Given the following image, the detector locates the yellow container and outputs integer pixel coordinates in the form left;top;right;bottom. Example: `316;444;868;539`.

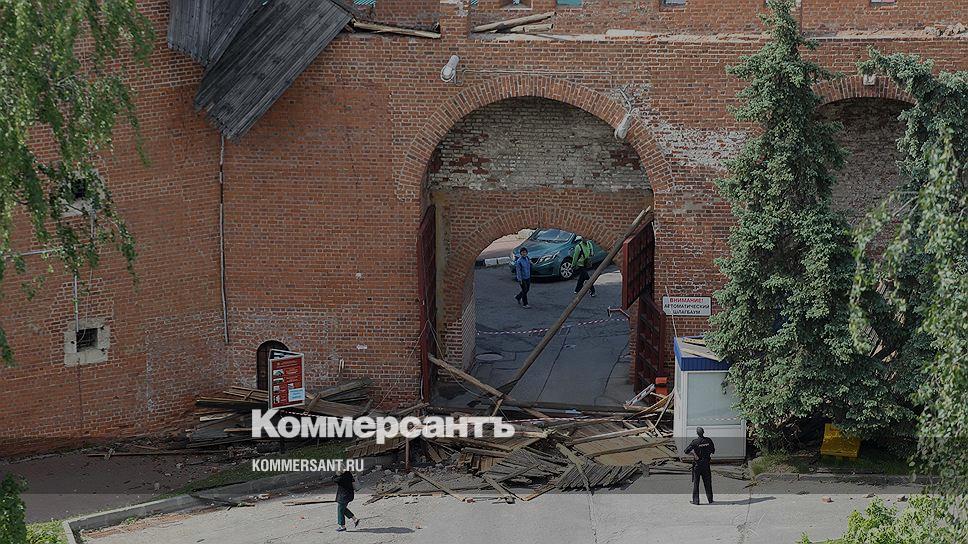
820;423;861;458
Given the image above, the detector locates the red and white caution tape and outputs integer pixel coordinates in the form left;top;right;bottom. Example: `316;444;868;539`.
476;317;627;336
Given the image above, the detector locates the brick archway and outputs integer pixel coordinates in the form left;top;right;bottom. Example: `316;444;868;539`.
815;75;914;106
415;78;658;369
396;75;673;202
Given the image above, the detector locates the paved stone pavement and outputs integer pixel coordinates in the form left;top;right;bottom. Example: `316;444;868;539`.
435;265;632;409
86;471;919;544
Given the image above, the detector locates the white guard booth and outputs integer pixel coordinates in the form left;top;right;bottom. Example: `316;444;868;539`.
673;337;747;460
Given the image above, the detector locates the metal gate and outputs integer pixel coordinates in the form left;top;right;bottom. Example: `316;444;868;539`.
417;205;438;401
621;221;665;391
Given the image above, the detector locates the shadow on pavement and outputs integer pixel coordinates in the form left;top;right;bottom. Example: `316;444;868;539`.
352;527;415;534
707;496;776;506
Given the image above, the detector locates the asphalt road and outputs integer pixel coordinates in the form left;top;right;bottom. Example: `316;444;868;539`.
435;264;633;409
85;470;921;544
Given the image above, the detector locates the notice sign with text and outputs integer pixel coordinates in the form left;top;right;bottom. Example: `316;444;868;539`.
268;350;305;409
662;296;711;316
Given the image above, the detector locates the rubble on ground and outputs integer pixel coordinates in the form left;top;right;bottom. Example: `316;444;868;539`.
85;354;747;505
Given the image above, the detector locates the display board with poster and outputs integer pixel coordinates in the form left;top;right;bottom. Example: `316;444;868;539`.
268;350;305;409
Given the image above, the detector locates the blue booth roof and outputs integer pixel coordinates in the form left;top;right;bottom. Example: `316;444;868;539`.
674;336;731;372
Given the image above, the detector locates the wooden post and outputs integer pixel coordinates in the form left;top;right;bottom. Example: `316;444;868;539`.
404;438;411;472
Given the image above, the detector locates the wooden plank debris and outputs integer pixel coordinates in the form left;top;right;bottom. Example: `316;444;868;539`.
508;23;553;33
522;483;555;501
428;355;549;419
413;471;468;502
482;474;516;503
556;443;591;492
351;20;440;39
566;425;653;445
472;11;555;33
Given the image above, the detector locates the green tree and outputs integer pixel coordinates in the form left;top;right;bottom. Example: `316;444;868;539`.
853;50;968;538
801;496;958;544
707;0;909;448
0;474;27;544
0;0;153;364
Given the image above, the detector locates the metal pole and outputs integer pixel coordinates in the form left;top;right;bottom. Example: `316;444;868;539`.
219;135;229;344
498;207;652;393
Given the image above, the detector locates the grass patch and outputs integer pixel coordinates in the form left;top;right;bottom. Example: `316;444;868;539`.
751;444;916;476
164;441;348;497
26;520;67;544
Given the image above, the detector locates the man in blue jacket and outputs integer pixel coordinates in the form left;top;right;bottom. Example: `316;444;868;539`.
514;247;532;309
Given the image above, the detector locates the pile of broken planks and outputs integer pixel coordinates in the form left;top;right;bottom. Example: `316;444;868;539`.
85;379;380;458
189;379;374;448
363;410;702;504
358;341;744;504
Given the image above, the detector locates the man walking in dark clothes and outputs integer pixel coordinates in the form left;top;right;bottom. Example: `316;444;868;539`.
514;247;532;308
334;470;360;532
684;426;715;504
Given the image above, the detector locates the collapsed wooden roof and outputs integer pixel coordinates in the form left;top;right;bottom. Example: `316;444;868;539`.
168;0;354;140
167;0;263;68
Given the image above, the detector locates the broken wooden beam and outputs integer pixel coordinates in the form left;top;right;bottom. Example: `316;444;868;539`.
522;483;555;501
351;20;440;39
500;208;653;393
585;439;671;458
472;11;554;33
508;22;553;33
428;355;549;419
566;426;654;445
413;471;467;502
482;474;516;503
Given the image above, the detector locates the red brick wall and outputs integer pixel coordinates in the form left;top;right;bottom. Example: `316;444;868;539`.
471;0;768;34
2;0;966;452
463;1;968;35
0;1;225;454
803;0;967;33
378;0;442;29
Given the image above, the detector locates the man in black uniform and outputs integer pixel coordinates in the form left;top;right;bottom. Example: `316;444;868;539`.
684;426;715;504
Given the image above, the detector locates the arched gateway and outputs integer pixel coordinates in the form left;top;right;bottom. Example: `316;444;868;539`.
408;81;669;403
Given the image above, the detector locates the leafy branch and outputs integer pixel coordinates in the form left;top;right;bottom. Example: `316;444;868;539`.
0;0;154;365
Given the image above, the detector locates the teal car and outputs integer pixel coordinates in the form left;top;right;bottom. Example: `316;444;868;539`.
509;228;607;280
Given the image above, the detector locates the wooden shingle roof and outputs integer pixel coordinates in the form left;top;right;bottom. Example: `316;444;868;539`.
168;0;263;67
168;0;354;140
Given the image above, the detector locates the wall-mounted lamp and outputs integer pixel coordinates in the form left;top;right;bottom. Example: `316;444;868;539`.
441;55;461;83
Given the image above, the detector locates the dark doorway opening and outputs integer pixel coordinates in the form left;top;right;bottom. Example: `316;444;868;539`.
256;340;289;391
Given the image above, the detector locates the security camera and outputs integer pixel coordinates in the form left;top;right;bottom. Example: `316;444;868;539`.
441;55;460;83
